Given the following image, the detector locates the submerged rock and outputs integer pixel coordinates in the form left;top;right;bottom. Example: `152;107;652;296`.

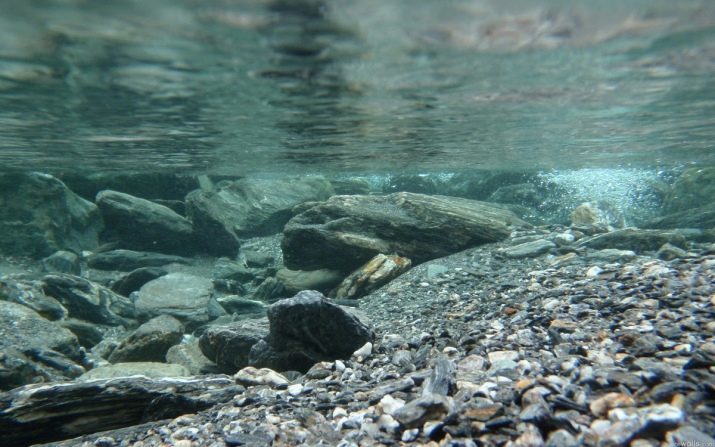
108;314;184;363
111;266;168;297
249;290;374;372
0;301;84;390
95;190;198;256
186;176;334;257
662;167;715;214
0;172;102;258
282;192;525;272
199;319;269;374
0;375;239;446
503;239;556;258
0;278;66;321
134;273;225;330
41;274;134;326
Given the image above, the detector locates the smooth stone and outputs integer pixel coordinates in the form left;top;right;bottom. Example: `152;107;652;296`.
199;319;269;374
504;239;556;258
166;340;217;375
577;228;687;253
111;267;168;297
135;273;226;330
234;366;288;388
275;268;344;295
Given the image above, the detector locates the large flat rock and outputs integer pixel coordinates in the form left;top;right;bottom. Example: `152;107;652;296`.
282;192;526;272
0;375;241;447
96;190;198;256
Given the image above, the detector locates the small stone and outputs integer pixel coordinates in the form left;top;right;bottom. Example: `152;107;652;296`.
589;393;635;417
545;429;578;447
379;394;406;415
463;402;503;422
392;394;452;428
586;266;602;278
549;319;578;332
401;428;419;442
553;233;576;246
488;350;519;363
352;341;373;361
640;404;684;430
234;367;288;388
287;383;303;396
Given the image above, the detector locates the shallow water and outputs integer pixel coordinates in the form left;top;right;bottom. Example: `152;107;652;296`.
0;0;714;175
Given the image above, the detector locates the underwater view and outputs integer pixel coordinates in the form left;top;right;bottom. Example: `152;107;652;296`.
0;0;714;446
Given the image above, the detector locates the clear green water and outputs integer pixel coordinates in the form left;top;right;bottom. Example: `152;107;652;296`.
0;0;714;175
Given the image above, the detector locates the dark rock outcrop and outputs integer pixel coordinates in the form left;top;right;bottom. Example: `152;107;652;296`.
185;176;334;257
0;375;241;447
87;249;191;271
0;172;102;257
282;192;526;272
108;315;184;363
96;190;198;255
249;290;374;372
134;273;225;330
0;301;84;390
199;319;270;373
41;274;135;326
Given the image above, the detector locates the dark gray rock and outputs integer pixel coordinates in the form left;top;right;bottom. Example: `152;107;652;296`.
0;278;66;321
0;172;102;258
199;319;269;373
41;274;135;326
577;228;687;253
96;190;198;255
108;315;184;363
248;290;374;373
0;301;84;390
392;394;452;428
41;251;81;275
111;267;168;297
0;375;241;447
134;273;225;330
87;249;191;271
282;192;525;272
186;176;334;257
